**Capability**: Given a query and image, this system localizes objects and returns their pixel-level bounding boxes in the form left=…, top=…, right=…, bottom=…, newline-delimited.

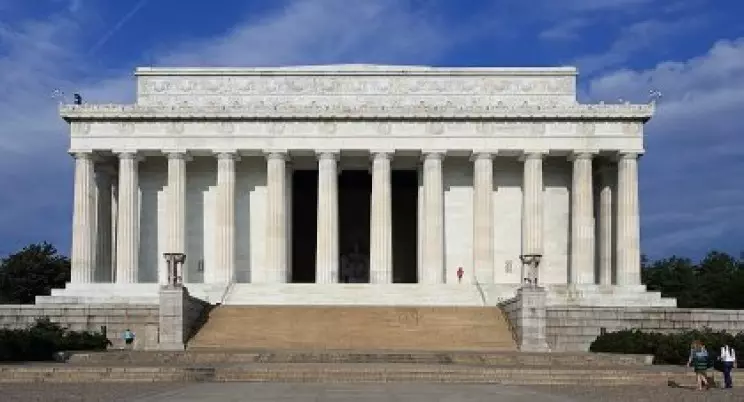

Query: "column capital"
left=370, top=150, right=394, bottom=161
left=70, top=151, right=97, bottom=161
left=568, top=151, right=598, bottom=161
left=469, top=152, right=495, bottom=162
left=214, top=151, right=240, bottom=161
left=165, top=151, right=193, bottom=161
left=114, top=151, right=144, bottom=162
left=518, top=150, right=546, bottom=162
left=264, top=150, right=289, bottom=161
left=616, top=151, right=643, bottom=161
left=316, top=150, right=340, bottom=160
left=421, top=151, right=446, bottom=161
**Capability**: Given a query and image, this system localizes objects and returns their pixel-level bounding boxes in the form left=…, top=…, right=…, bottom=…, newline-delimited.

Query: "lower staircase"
left=187, top=306, right=517, bottom=351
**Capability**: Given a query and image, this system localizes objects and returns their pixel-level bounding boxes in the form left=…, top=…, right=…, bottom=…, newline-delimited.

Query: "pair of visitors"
left=687, top=340, right=711, bottom=390
left=719, top=344, right=737, bottom=389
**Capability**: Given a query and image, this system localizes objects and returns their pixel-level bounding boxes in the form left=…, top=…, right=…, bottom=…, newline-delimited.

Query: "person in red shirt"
left=456, top=267, right=464, bottom=283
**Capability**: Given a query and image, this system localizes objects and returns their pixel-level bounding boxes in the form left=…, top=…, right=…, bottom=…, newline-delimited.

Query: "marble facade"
left=52, top=65, right=674, bottom=307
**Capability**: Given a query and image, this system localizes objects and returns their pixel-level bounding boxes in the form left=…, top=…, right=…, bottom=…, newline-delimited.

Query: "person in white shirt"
left=720, top=344, right=737, bottom=389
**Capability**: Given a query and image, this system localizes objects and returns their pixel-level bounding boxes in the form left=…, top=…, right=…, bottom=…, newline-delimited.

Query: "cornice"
left=60, top=103, right=654, bottom=122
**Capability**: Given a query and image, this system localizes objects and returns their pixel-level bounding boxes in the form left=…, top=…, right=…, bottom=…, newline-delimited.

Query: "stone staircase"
left=0, top=349, right=720, bottom=386
left=187, top=306, right=518, bottom=351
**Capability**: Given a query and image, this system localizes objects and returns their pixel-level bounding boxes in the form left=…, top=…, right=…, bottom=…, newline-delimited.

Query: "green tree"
left=0, top=243, right=70, bottom=304
left=642, top=251, right=744, bottom=309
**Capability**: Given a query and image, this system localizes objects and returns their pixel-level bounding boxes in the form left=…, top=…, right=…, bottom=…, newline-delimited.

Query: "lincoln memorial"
left=51, top=65, right=673, bottom=308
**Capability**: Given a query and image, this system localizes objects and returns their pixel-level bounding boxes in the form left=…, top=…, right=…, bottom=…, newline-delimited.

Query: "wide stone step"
left=188, top=306, right=518, bottom=351
left=0, top=363, right=714, bottom=385
left=67, top=350, right=653, bottom=367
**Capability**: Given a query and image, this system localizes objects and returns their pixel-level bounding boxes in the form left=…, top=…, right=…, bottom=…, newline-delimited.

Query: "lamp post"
left=163, top=252, right=186, bottom=287
left=519, top=253, right=543, bottom=288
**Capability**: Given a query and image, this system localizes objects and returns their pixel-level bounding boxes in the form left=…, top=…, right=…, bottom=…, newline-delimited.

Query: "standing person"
left=456, top=267, right=464, bottom=283
left=720, top=343, right=737, bottom=389
left=688, top=340, right=710, bottom=390
left=122, top=328, right=135, bottom=350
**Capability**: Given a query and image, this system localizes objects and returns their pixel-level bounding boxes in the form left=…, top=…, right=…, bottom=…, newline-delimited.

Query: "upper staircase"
left=188, top=305, right=517, bottom=351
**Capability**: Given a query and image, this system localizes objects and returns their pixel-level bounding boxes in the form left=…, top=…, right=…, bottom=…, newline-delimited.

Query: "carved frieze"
left=74, top=120, right=623, bottom=140
left=60, top=102, right=654, bottom=121
left=71, top=122, right=91, bottom=135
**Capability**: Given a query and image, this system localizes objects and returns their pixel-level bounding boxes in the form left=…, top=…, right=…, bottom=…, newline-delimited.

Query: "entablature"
left=59, top=102, right=654, bottom=122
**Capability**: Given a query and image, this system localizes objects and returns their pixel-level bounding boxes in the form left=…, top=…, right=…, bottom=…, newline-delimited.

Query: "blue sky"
left=0, top=0, right=743, bottom=261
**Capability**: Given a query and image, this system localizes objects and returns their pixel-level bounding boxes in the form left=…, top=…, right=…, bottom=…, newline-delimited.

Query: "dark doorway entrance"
left=338, top=170, right=372, bottom=283
left=291, top=170, right=318, bottom=283
left=392, top=170, right=418, bottom=283
left=290, top=168, right=419, bottom=284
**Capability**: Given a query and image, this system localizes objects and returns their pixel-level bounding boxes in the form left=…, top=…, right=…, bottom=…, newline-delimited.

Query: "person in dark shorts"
left=123, top=329, right=135, bottom=349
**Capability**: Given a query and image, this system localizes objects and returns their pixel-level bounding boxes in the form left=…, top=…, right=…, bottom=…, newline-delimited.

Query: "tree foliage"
left=642, top=251, right=744, bottom=309
left=0, top=242, right=71, bottom=304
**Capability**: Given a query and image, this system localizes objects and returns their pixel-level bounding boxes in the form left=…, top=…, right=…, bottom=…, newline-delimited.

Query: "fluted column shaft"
left=416, top=168, right=425, bottom=283
left=71, top=152, right=96, bottom=283
left=570, top=153, right=595, bottom=284
left=616, top=153, right=641, bottom=286
left=370, top=152, right=393, bottom=284
left=472, top=153, right=494, bottom=284
left=265, top=152, right=288, bottom=283
left=211, top=152, right=237, bottom=284
left=315, top=152, right=339, bottom=284
left=598, top=165, right=614, bottom=285
left=95, top=168, right=114, bottom=283
left=285, top=164, right=293, bottom=281
left=521, top=153, right=544, bottom=256
left=165, top=152, right=188, bottom=285
left=422, top=152, right=445, bottom=284
left=115, top=152, right=140, bottom=283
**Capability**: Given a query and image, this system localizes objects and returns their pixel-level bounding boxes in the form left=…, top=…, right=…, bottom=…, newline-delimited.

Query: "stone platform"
left=36, top=283, right=676, bottom=307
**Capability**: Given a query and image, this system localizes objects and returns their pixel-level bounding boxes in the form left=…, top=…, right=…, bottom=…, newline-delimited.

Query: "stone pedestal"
left=158, top=285, right=189, bottom=351
left=513, top=287, right=550, bottom=352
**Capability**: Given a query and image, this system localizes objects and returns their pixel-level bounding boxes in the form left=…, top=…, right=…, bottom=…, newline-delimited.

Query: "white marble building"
left=49, top=65, right=673, bottom=307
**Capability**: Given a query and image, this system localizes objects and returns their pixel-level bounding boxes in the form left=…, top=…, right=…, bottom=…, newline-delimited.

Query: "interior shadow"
left=392, top=170, right=418, bottom=283
left=338, top=170, right=371, bottom=283
left=291, top=170, right=318, bottom=283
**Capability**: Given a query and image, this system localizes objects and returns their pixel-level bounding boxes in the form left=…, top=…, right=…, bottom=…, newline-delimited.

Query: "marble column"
left=472, top=152, right=494, bottom=284
left=111, top=181, right=118, bottom=282
left=597, top=164, right=614, bottom=285
left=115, top=152, right=141, bottom=284
left=70, top=152, right=96, bottom=283
left=94, top=167, right=114, bottom=283
left=521, top=152, right=544, bottom=278
left=211, top=152, right=237, bottom=284
left=285, top=162, right=294, bottom=282
left=315, top=151, right=339, bottom=284
left=569, top=152, right=595, bottom=285
left=421, top=152, right=445, bottom=284
left=370, top=151, right=393, bottom=284
left=165, top=152, right=188, bottom=285
left=416, top=167, right=425, bottom=283
left=265, top=151, right=289, bottom=283
left=616, top=152, right=642, bottom=286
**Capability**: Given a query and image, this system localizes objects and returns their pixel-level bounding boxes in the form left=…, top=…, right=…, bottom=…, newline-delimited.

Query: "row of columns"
left=70, top=150, right=642, bottom=286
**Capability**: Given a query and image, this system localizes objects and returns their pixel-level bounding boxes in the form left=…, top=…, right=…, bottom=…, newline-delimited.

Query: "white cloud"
left=576, top=18, right=703, bottom=74
left=539, top=18, right=590, bottom=41
left=587, top=37, right=744, bottom=256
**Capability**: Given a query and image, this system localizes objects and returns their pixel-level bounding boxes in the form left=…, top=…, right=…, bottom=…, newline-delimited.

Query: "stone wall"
left=547, top=307, right=744, bottom=352
left=0, top=304, right=159, bottom=350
